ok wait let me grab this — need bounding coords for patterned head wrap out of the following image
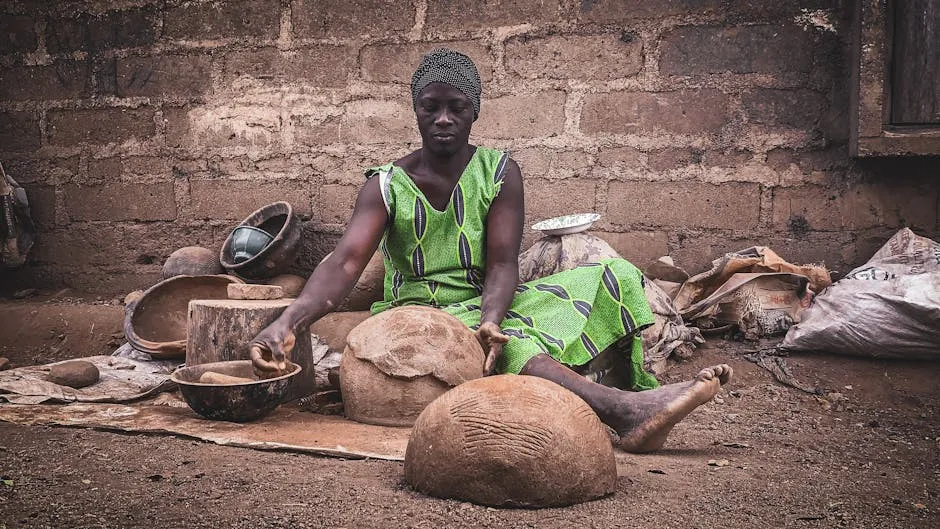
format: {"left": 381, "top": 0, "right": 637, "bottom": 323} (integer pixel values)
{"left": 411, "top": 48, "right": 482, "bottom": 120}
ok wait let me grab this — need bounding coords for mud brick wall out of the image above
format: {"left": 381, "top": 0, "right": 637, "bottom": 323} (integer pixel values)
{"left": 1, "top": 0, "right": 937, "bottom": 296}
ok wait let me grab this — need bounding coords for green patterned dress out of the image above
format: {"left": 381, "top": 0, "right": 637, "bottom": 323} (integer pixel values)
{"left": 366, "top": 147, "right": 658, "bottom": 391}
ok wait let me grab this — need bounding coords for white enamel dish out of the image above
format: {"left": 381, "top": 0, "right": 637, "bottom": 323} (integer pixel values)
{"left": 531, "top": 213, "right": 601, "bottom": 236}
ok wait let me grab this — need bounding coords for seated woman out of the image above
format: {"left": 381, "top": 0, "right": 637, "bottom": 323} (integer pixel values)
{"left": 250, "top": 49, "right": 731, "bottom": 453}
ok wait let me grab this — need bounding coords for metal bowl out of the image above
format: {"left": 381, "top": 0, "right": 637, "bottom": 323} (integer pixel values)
{"left": 170, "top": 360, "right": 302, "bottom": 422}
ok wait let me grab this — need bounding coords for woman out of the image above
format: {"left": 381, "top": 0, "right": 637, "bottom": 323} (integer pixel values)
{"left": 250, "top": 49, "right": 731, "bottom": 452}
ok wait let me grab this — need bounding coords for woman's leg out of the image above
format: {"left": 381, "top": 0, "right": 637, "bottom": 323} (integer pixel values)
{"left": 520, "top": 354, "right": 732, "bottom": 453}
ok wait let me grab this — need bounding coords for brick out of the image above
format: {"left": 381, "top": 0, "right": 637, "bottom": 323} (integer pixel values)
{"left": 724, "top": 0, "right": 840, "bottom": 22}
{"left": 0, "top": 14, "right": 37, "bottom": 53}
{"left": 21, "top": 184, "right": 55, "bottom": 229}
{"left": 86, "top": 157, "right": 123, "bottom": 184}
{"left": 660, "top": 25, "right": 813, "bottom": 76}
{"left": 361, "top": 41, "right": 494, "bottom": 83}
{"left": 607, "top": 181, "right": 760, "bottom": 229}
{"left": 742, "top": 89, "right": 826, "bottom": 129}
{"left": 474, "top": 91, "right": 566, "bottom": 139}
{"left": 164, "top": 0, "right": 280, "bottom": 40}
{"left": 581, "top": 90, "right": 728, "bottom": 135}
{"left": 116, "top": 54, "right": 212, "bottom": 98}
{"left": 647, "top": 148, "right": 700, "bottom": 172}
{"left": 669, "top": 233, "right": 764, "bottom": 275}
{"left": 579, "top": 0, "right": 722, "bottom": 23}
{"left": 0, "top": 111, "right": 41, "bottom": 152}
{"left": 703, "top": 150, "right": 752, "bottom": 167}
{"left": 0, "top": 61, "right": 90, "bottom": 101}
{"left": 32, "top": 226, "right": 122, "bottom": 266}
{"left": 506, "top": 34, "right": 642, "bottom": 81}
{"left": 228, "top": 283, "right": 284, "bottom": 300}
{"left": 340, "top": 99, "right": 417, "bottom": 144}
{"left": 772, "top": 184, "right": 938, "bottom": 231}
{"left": 46, "top": 7, "right": 159, "bottom": 53}
{"left": 595, "top": 146, "right": 645, "bottom": 175}
{"left": 224, "top": 46, "right": 355, "bottom": 88}
{"left": 65, "top": 183, "right": 177, "bottom": 221}
{"left": 595, "top": 231, "right": 669, "bottom": 267}
{"left": 48, "top": 107, "right": 156, "bottom": 146}
{"left": 293, "top": 0, "right": 413, "bottom": 39}
{"left": 511, "top": 148, "right": 551, "bottom": 177}
{"left": 314, "top": 183, "right": 359, "bottom": 224}
{"left": 524, "top": 177, "right": 598, "bottom": 225}
{"left": 169, "top": 105, "right": 281, "bottom": 150}
{"left": 2, "top": 156, "right": 79, "bottom": 185}
{"left": 188, "top": 179, "right": 311, "bottom": 221}
{"left": 426, "top": 0, "right": 564, "bottom": 32}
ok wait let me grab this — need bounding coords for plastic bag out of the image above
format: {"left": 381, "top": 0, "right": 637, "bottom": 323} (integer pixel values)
{"left": 780, "top": 228, "right": 940, "bottom": 359}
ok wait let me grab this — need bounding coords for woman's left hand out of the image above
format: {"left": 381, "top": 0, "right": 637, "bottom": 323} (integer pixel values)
{"left": 475, "top": 321, "right": 510, "bottom": 376}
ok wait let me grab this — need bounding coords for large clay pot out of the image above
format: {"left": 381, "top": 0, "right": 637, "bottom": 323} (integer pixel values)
{"left": 405, "top": 375, "right": 617, "bottom": 507}
{"left": 163, "top": 246, "right": 223, "bottom": 279}
{"left": 339, "top": 306, "right": 483, "bottom": 427}
{"left": 124, "top": 275, "right": 242, "bottom": 358}
{"left": 220, "top": 201, "right": 302, "bottom": 281}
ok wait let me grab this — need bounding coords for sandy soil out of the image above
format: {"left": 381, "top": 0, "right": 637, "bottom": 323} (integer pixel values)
{"left": 0, "top": 298, "right": 938, "bottom": 528}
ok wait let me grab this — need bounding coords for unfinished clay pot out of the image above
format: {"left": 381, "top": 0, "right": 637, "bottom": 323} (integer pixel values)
{"left": 319, "top": 251, "right": 385, "bottom": 311}
{"left": 124, "top": 275, "right": 242, "bottom": 359}
{"left": 310, "top": 310, "right": 372, "bottom": 354}
{"left": 162, "top": 246, "right": 223, "bottom": 279}
{"left": 220, "top": 202, "right": 302, "bottom": 281}
{"left": 47, "top": 360, "right": 100, "bottom": 388}
{"left": 267, "top": 274, "right": 306, "bottom": 297}
{"left": 405, "top": 375, "right": 617, "bottom": 507}
{"left": 340, "top": 306, "right": 483, "bottom": 427}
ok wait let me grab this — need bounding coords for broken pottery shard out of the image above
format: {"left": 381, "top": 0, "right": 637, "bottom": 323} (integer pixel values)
{"left": 340, "top": 306, "right": 484, "bottom": 427}
{"left": 227, "top": 283, "right": 284, "bottom": 300}
{"left": 405, "top": 375, "right": 617, "bottom": 508}
{"left": 48, "top": 360, "right": 100, "bottom": 389}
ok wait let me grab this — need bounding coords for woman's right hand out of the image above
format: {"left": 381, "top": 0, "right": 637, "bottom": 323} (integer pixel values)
{"left": 249, "top": 320, "right": 296, "bottom": 378}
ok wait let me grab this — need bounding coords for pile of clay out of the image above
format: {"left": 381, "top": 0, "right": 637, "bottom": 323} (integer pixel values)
{"left": 405, "top": 375, "right": 617, "bottom": 508}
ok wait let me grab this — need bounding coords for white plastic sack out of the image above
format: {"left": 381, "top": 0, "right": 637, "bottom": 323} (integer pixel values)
{"left": 780, "top": 228, "right": 940, "bottom": 359}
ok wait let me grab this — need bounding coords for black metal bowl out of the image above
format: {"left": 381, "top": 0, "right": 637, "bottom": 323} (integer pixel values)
{"left": 170, "top": 360, "right": 301, "bottom": 422}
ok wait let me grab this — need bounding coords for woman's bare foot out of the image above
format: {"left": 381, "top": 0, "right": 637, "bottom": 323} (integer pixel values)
{"left": 608, "top": 364, "right": 733, "bottom": 453}
{"left": 519, "top": 355, "right": 733, "bottom": 453}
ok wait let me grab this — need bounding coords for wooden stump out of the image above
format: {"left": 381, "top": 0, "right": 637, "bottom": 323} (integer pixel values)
{"left": 186, "top": 299, "right": 315, "bottom": 400}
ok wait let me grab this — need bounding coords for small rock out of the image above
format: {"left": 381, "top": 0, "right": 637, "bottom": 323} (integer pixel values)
{"left": 913, "top": 503, "right": 926, "bottom": 510}
{"left": 0, "top": 357, "right": 10, "bottom": 371}
{"left": 47, "top": 360, "right": 99, "bottom": 388}
{"left": 227, "top": 283, "right": 284, "bottom": 300}
{"left": 12, "top": 288, "right": 38, "bottom": 299}
{"left": 707, "top": 459, "right": 730, "bottom": 467}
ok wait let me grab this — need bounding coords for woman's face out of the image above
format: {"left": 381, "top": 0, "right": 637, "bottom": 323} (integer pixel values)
{"left": 415, "top": 82, "right": 474, "bottom": 157}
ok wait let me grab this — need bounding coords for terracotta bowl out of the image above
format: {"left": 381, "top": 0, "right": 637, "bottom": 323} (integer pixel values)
{"left": 163, "top": 246, "right": 223, "bottom": 279}
{"left": 220, "top": 201, "right": 302, "bottom": 281}
{"left": 124, "top": 275, "right": 242, "bottom": 359}
{"left": 171, "top": 360, "right": 301, "bottom": 423}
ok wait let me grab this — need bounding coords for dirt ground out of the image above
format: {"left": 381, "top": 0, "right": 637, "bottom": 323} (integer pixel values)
{"left": 0, "top": 296, "right": 938, "bottom": 528}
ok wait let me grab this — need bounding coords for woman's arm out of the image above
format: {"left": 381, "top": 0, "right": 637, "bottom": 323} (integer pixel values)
{"left": 477, "top": 158, "right": 524, "bottom": 373}
{"left": 250, "top": 176, "right": 388, "bottom": 374}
